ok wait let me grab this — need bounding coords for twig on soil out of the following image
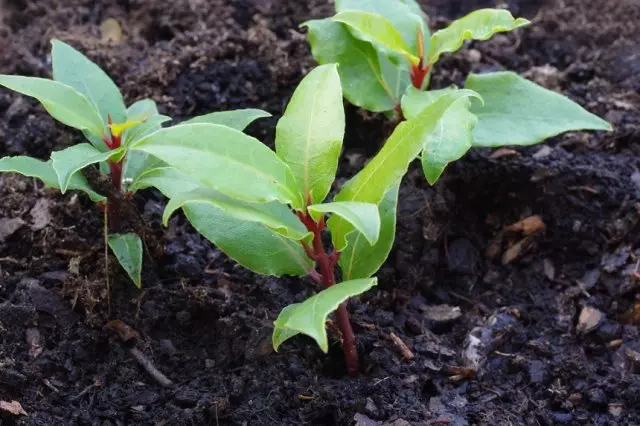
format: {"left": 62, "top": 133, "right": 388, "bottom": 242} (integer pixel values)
{"left": 104, "top": 206, "right": 111, "bottom": 317}
{"left": 70, "top": 376, "right": 102, "bottom": 401}
{"left": 129, "top": 347, "right": 174, "bottom": 388}
{"left": 104, "top": 320, "right": 173, "bottom": 388}
{"left": 388, "top": 332, "right": 414, "bottom": 360}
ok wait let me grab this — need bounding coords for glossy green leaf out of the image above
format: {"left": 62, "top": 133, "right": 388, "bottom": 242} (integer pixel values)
{"left": 122, "top": 99, "right": 171, "bottom": 184}
{"left": 428, "top": 9, "right": 530, "bottom": 64}
{"left": 0, "top": 156, "right": 105, "bottom": 202}
{"left": 466, "top": 71, "right": 612, "bottom": 147}
{"left": 339, "top": 184, "right": 399, "bottom": 280}
{"left": 108, "top": 233, "right": 143, "bottom": 288}
{"left": 185, "top": 203, "right": 313, "bottom": 277}
{"left": 329, "top": 89, "right": 481, "bottom": 238}
{"left": 130, "top": 123, "right": 302, "bottom": 206}
{"left": 304, "top": 19, "right": 396, "bottom": 112}
{"left": 183, "top": 108, "right": 271, "bottom": 130}
{"left": 162, "top": 187, "right": 311, "bottom": 242}
{"left": 335, "top": 0, "right": 430, "bottom": 58}
{"left": 51, "top": 39, "right": 126, "bottom": 126}
{"left": 276, "top": 64, "right": 344, "bottom": 206}
{"left": 122, "top": 99, "right": 171, "bottom": 147}
{"left": 0, "top": 75, "right": 103, "bottom": 136}
{"left": 402, "top": 86, "right": 477, "bottom": 184}
{"left": 129, "top": 166, "right": 313, "bottom": 277}
{"left": 308, "top": 201, "right": 380, "bottom": 251}
{"left": 51, "top": 143, "right": 124, "bottom": 193}
{"left": 333, "top": 10, "right": 419, "bottom": 64}
{"left": 273, "top": 278, "right": 377, "bottom": 352}
{"left": 128, "top": 166, "right": 198, "bottom": 195}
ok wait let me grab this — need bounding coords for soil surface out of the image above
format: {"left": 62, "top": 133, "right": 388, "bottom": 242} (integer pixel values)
{"left": 1, "top": 0, "right": 640, "bottom": 425}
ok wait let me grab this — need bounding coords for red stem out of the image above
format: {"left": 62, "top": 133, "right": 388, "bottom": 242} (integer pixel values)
{"left": 103, "top": 117, "right": 124, "bottom": 232}
{"left": 297, "top": 210, "right": 359, "bottom": 376}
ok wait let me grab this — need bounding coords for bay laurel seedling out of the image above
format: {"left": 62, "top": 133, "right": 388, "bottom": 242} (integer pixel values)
{"left": 128, "top": 64, "right": 480, "bottom": 374}
{"left": 0, "top": 39, "right": 270, "bottom": 288}
{"left": 304, "top": 0, "right": 612, "bottom": 184}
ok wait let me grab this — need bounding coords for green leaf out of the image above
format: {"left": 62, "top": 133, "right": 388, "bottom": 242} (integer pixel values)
{"left": 304, "top": 19, "right": 396, "bottom": 112}
{"left": 273, "top": 278, "right": 377, "bottom": 352}
{"left": 183, "top": 108, "right": 271, "bottom": 130}
{"left": 127, "top": 166, "right": 199, "bottom": 197}
{"left": 51, "top": 39, "right": 126, "bottom": 126}
{"left": 466, "top": 71, "right": 612, "bottom": 147}
{"left": 335, "top": 0, "right": 430, "bottom": 58}
{"left": 0, "top": 156, "right": 105, "bottom": 202}
{"left": 329, "top": 89, "right": 481, "bottom": 239}
{"left": 0, "top": 75, "right": 103, "bottom": 136}
{"left": 184, "top": 203, "right": 313, "bottom": 277}
{"left": 276, "top": 64, "right": 345, "bottom": 206}
{"left": 162, "top": 187, "right": 311, "bottom": 242}
{"left": 121, "top": 99, "right": 171, "bottom": 184}
{"left": 333, "top": 10, "right": 419, "bottom": 64}
{"left": 308, "top": 201, "right": 380, "bottom": 251}
{"left": 122, "top": 99, "right": 171, "bottom": 146}
{"left": 428, "top": 9, "right": 530, "bottom": 64}
{"left": 402, "top": 86, "right": 477, "bottom": 184}
{"left": 51, "top": 143, "right": 124, "bottom": 193}
{"left": 130, "top": 167, "right": 313, "bottom": 277}
{"left": 339, "top": 184, "right": 399, "bottom": 280}
{"left": 130, "top": 123, "right": 302, "bottom": 206}
{"left": 108, "top": 233, "right": 143, "bottom": 288}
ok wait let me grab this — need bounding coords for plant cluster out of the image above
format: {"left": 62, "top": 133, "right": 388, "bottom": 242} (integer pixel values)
{"left": 0, "top": 1, "right": 612, "bottom": 375}
{"left": 305, "top": 0, "right": 611, "bottom": 184}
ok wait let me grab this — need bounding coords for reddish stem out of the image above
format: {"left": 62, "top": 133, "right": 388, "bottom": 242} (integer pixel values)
{"left": 410, "top": 61, "right": 431, "bottom": 90}
{"left": 103, "top": 116, "right": 124, "bottom": 232}
{"left": 297, "top": 210, "right": 359, "bottom": 376}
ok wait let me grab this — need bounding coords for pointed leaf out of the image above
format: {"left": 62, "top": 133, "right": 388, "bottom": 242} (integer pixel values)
{"left": 162, "top": 187, "right": 311, "bottom": 242}
{"left": 185, "top": 203, "right": 313, "bottom": 277}
{"left": 0, "top": 76, "right": 103, "bottom": 136}
{"left": 273, "top": 278, "right": 377, "bottom": 352}
{"left": 276, "top": 64, "right": 345, "bottom": 205}
{"left": 428, "top": 9, "right": 530, "bottom": 64}
{"left": 183, "top": 108, "right": 271, "bottom": 130}
{"left": 51, "top": 143, "right": 124, "bottom": 193}
{"left": 122, "top": 99, "right": 171, "bottom": 185}
{"left": 339, "top": 184, "right": 399, "bottom": 280}
{"left": 402, "top": 86, "right": 477, "bottom": 184}
{"left": 130, "top": 123, "right": 302, "bottom": 206}
{"left": 335, "top": 0, "right": 430, "bottom": 58}
{"left": 122, "top": 99, "right": 171, "bottom": 146}
{"left": 333, "top": 11, "right": 419, "bottom": 64}
{"left": 0, "top": 156, "right": 105, "bottom": 202}
{"left": 304, "top": 19, "right": 396, "bottom": 112}
{"left": 329, "top": 89, "right": 481, "bottom": 239}
{"left": 128, "top": 166, "right": 313, "bottom": 277}
{"left": 308, "top": 201, "right": 380, "bottom": 251}
{"left": 51, "top": 39, "right": 126, "bottom": 125}
{"left": 108, "top": 233, "right": 143, "bottom": 288}
{"left": 466, "top": 72, "right": 612, "bottom": 147}
{"left": 128, "top": 166, "right": 200, "bottom": 195}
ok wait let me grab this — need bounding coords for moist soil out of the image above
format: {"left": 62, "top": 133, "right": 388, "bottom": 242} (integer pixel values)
{"left": 0, "top": 0, "right": 639, "bottom": 424}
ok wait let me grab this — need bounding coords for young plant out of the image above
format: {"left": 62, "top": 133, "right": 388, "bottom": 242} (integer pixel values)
{"left": 127, "top": 64, "right": 479, "bottom": 374}
{"left": 0, "top": 39, "right": 270, "bottom": 288}
{"left": 304, "top": 0, "right": 612, "bottom": 184}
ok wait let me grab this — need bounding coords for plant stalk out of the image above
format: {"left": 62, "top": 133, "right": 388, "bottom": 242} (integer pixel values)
{"left": 299, "top": 211, "right": 359, "bottom": 376}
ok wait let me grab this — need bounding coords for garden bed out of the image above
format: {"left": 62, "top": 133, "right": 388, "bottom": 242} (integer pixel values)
{"left": 0, "top": 0, "right": 639, "bottom": 424}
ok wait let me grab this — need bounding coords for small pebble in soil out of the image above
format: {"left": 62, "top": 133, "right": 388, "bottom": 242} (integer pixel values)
{"left": 175, "top": 310, "right": 192, "bottom": 326}
{"left": 174, "top": 386, "right": 199, "bottom": 408}
{"left": 587, "top": 387, "right": 607, "bottom": 406}
{"left": 552, "top": 412, "right": 573, "bottom": 424}
{"left": 528, "top": 360, "right": 550, "bottom": 385}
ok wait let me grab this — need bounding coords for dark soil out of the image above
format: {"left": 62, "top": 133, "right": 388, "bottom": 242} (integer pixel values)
{"left": 0, "top": 0, "right": 639, "bottom": 424}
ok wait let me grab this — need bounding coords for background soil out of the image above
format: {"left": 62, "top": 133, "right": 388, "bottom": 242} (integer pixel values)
{"left": 0, "top": 0, "right": 639, "bottom": 424}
